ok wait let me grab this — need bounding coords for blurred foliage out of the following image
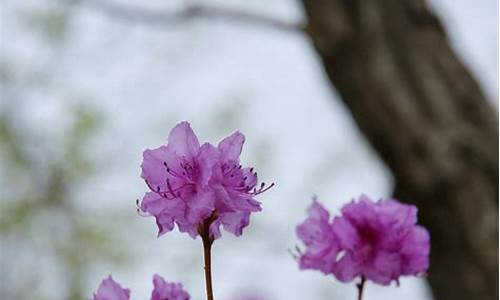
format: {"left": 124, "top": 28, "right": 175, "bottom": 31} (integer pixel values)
{"left": 0, "top": 4, "right": 130, "bottom": 300}
{"left": 21, "top": 5, "right": 71, "bottom": 44}
{"left": 0, "top": 103, "right": 129, "bottom": 300}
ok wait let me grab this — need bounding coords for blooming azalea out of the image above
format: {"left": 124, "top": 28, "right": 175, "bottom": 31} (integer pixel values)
{"left": 139, "top": 121, "right": 272, "bottom": 240}
{"left": 151, "top": 274, "right": 190, "bottom": 300}
{"left": 332, "top": 195, "right": 430, "bottom": 285}
{"left": 296, "top": 195, "right": 430, "bottom": 288}
{"left": 92, "top": 275, "right": 130, "bottom": 300}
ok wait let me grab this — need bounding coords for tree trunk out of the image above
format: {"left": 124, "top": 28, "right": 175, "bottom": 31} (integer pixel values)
{"left": 301, "top": 1, "right": 498, "bottom": 299}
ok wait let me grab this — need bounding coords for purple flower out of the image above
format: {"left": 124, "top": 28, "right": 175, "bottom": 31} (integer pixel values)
{"left": 296, "top": 195, "right": 430, "bottom": 286}
{"left": 139, "top": 121, "right": 272, "bottom": 239}
{"left": 151, "top": 274, "right": 190, "bottom": 300}
{"left": 332, "top": 195, "right": 430, "bottom": 285}
{"left": 296, "top": 199, "right": 340, "bottom": 274}
{"left": 92, "top": 276, "right": 130, "bottom": 300}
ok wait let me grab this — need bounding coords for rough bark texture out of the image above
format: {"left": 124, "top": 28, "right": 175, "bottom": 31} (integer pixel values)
{"left": 301, "top": 1, "right": 498, "bottom": 299}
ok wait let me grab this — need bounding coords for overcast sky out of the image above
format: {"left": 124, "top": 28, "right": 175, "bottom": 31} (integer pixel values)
{"left": 2, "top": 0, "right": 497, "bottom": 299}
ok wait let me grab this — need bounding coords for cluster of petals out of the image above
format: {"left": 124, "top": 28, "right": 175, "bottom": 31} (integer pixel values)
{"left": 296, "top": 195, "right": 430, "bottom": 285}
{"left": 139, "top": 121, "right": 272, "bottom": 239}
{"left": 92, "top": 275, "right": 189, "bottom": 300}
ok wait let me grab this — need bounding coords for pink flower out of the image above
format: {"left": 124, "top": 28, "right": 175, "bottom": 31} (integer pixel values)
{"left": 296, "top": 195, "right": 430, "bottom": 286}
{"left": 139, "top": 122, "right": 272, "bottom": 239}
{"left": 332, "top": 195, "right": 430, "bottom": 285}
{"left": 295, "top": 199, "right": 339, "bottom": 274}
{"left": 151, "top": 274, "right": 190, "bottom": 300}
{"left": 92, "top": 276, "right": 130, "bottom": 300}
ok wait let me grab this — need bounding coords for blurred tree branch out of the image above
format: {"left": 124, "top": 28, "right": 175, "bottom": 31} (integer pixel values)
{"left": 62, "top": 0, "right": 305, "bottom": 32}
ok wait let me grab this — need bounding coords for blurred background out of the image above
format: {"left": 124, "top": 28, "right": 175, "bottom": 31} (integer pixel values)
{"left": 0, "top": 1, "right": 497, "bottom": 300}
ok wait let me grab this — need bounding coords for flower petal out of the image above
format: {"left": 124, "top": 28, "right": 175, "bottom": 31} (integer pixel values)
{"left": 167, "top": 121, "right": 200, "bottom": 158}
{"left": 140, "top": 192, "right": 186, "bottom": 237}
{"left": 93, "top": 275, "right": 130, "bottom": 300}
{"left": 331, "top": 216, "right": 360, "bottom": 250}
{"left": 141, "top": 146, "right": 170, "bottom": 189}
{"left": 220, "top": 211, "right": 251, "bottom": 236}
{"left": 378, "top": 199, "right": 418, "bottom": 228}
{"left": 400, "top": 226, "right": 430, "bottom": 275}
{"left": 368, "top": 250, "right": 402, "bottom": 285}
{"left": 185, "top": 190, "right": 215, "bottom": 225}
{"left": 332, "top": 252, "right": 361, "bottom": 282}
{"left": 217, "top": 131, "right": 245, "bottom": 162}
{"left": 151, "top": 274, "right": 190, "bottom": 300}
{"left": 198, "top": 142, "right": 220, "bottom": 186}
{"left": 308, "top": 199, "right": 330, "bottom": 222}
{"left": 296, "top": 200, "right": 331, "bottom": 247}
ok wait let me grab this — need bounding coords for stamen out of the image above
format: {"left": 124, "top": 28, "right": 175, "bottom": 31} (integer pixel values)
{"left": 135, "top": 198, "right": 150, "bottom": 217}
{"left": 166, "top": 178, "right": 176, "bottom": 198}
{"left": 251, "top": 182, "right": 275, "bottom": 195}
{"left": 144, "top": 179, "right": 157, "bottom": 193}
{"left": 164, "top": 162, "right": 183, "bottom": 178}
{"left": 145, "top": 179, "right": 182, "bottom": 200}
{"left": 288, "top": 245, "right": 303, "bottom": 261}
{"left": 223, "top": 163, "right": 239, "bottom": 176}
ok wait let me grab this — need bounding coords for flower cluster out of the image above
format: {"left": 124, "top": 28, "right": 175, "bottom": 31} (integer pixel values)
{"left": 139, "top": 121, "right": 273, "bottom": 239}
{"left": 91, "top": 121, "right": 431, "bottom": 300}
{"left": 92, "top": 275, "right": 190, "bottom": 300}
{"left": 296, "top": 195, "right": 430, "bottom": 285}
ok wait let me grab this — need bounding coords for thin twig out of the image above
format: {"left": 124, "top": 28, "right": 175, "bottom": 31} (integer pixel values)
{"left": 61, "top": 0, "right": 305, "bottom": 33}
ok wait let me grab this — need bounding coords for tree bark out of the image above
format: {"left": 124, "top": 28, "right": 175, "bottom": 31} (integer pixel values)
{"left": 302, "top": 1, "right": 498, "bottom": 300}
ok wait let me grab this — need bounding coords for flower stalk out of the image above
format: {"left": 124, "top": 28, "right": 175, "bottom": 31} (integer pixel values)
{"left": 356, "top": 277, "right": 366, "bottom": 300}
{"left": 199, "top": 213, "right": 217, "bottom": 300}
